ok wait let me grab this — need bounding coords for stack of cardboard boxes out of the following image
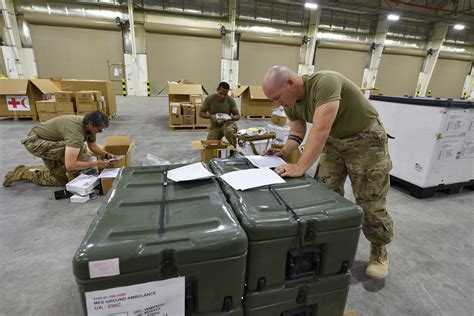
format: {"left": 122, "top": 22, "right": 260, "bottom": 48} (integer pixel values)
{"left": 168, "top": 82, "right": 208, "bottom": 128}
{"left": 35, "top": 90, "right": 105, "bottom": 122}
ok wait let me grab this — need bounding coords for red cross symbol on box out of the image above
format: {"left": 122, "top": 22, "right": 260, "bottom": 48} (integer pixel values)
{"left": 8, "top": 97, "right": 27, "bottom": 109}
{"left": 6, "top": 96, "right": 30, "bottom": 111}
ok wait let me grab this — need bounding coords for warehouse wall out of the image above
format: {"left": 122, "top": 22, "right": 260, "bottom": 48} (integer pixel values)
{"left": 146, "top": 33, "right": 221, "bottom": 94}
{"left": 376, "top": 54, "right": 423, "bottom": 96}
{"left": 239, "top": 41, "right": 299, "bottom": 85}
{"left": 428, "top": 59, "right": 471, "bottom": 98}
{"left": 314, "top": 48, "right": 367, "bottom": 86}
{"left": 30, "top": 25, "right": 123, "bottom": 94}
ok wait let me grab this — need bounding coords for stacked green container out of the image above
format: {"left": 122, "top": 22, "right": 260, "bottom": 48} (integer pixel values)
{"left": 209, "top": 158, "right": 363, "bottom": 316}
{"left": 73, "top": 165, "right": 248, "bottom": 315}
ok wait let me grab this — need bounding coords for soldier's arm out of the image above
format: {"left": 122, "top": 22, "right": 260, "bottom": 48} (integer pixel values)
{"left": 265, "top": 118, "right": 305, "bottom": 156}
{"left": 230, "top": 100, "right": 240, "bottom": 121}
{"left": 64, "top": 146, "right": 109, "bottom": 170}
{"left": 199, "top": 98, "right": 215, "bottom": 120}
{"left": 88, "top": 141, "right": 109, "bottom": 158}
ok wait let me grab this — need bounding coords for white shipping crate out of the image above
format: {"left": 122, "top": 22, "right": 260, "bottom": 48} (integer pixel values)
{"left": 371, "top": 96, "right": 474, "bottom": 188}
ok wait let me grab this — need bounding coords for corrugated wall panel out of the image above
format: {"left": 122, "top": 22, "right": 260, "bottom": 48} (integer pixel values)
{"left": 428, "top": 59, "right": 471, "bottom": 98}
{"left": 239, "top": 41, "right": 299, "bottom": 85}
{"left": 314, "top": 48, "right": 367, "bottom": 86}
{"left": 146, "top": 33, "right": 221, "bottom": 94}
{"left": 376, "top": 54, "right": 423, "bottom": 96}
{"left": 30, "top": 24, "right": 123, "bottom": 94}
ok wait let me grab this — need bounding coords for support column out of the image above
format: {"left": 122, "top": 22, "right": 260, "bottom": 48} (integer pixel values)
{"left": 123, "top": 0, "right": 148, "bottom": 96}
{"left": 415, "top": 22, "right": 448, "bottom": 97}
{"left": 461, "top": 63, "right": 473, "bottom": 99}
{"left": 298, "top": 8, "right": 320, "bottom": 75}
{"left": 361, "top": 16, "right": 389, "bottom": 90}
{"left": 0, "top": 0, "right": 38, "bottom": 78}
{"left": 220, "top": 0, "right": 238, "bottom": 89}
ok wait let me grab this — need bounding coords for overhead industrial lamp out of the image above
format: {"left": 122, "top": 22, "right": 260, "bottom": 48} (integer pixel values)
{"left": 454, "top": 24, "right": 465, "bottom": 30}
{"left": 387, "top": 14, "right": 400, "bottom": 21}
{"left": 304, "top": 2, "right": 318, "bottom": 10}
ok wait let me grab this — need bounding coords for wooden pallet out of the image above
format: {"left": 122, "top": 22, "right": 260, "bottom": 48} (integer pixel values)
{"left": 244, "top": 115, "right": 271, "bottom": 119}
{"left": 169, "top": 124, "right": 208, "bottom": 131}
{"left": 0, "top": 115, "right": 38, "bottom": 121}
{"left": 390, "top": 175, "right": 474, "bottom": 199}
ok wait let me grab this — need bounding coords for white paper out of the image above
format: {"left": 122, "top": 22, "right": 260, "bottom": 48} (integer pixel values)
{"left": 88, "top": 258, "right": 120, "bottom": 279}
{"left": 167, "top": 162, "right": 215, "bottom": 182}
{"left": 85, "top": 278, "right": 185, "bottom": 316}
{"left": 246, "top": 155, "right": 286, "bottom": 169}
{"left": 98, "top": 168, "right": 121, "bottom": 179}
{"left": 219, "top": 168, "right": 286, "bottom": 190}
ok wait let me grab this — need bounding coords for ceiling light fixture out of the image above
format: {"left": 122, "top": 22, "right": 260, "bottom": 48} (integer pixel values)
{"left": 304, "top": 3, "right": 318, "bottom": 10}
{"left": 454, "top": 24, "right": 465, "bottom": 30}
{"left": 387, "top": 14, "right": 400, "bottom": 21}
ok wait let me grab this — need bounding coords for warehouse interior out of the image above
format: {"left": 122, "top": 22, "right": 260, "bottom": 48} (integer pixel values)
{"left": 0, "top": 0, "right": 473, "bottom": 315}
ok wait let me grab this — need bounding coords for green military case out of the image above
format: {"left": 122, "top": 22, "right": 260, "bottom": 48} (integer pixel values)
{"left": 73, "top": 166, "right": 248, "bottom": 315}
{"left": 243, "top": 273, "right": 351, "bottom": 316}
{"left": 209, "top": 158, "right": 363, "bottom": 291}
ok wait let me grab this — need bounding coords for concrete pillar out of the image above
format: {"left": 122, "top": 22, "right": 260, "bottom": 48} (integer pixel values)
{"left": 415, "top": 22, "right": 448, "bottom": 97}
{"left": 220, "top": 0, "right": 238, "bottom": 89}
{"left": 0, "top": 0, "right": 37, "bottom": 78}
{"left": 297, "top": 9, "right": 320, "bottom": 75}
{"left": 361, "top": 16, "right": 389, "bottom": 90}
{"left": 123, "top": 0, "right": 148, "bottom": 96}
{"left": 461, "top": 63, "right": 473, "bottom": 99}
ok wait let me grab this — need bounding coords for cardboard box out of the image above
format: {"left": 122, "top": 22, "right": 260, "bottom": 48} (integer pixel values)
{"left": 233, "top": 85, "right": 275, "bottom": 117}
{"left": 54, "top": 91, "right": 75, "bottom": 102}
{"left": 169, "top": 102, "right": 181, "bottom": 115}
{"left": 55, "top": 101, "right": 75, "bottom": 113}
{"left": 0, "top": 79, "right": 60, "bottom": 117}
{"left": 76, "top": 102, "right": 101, "bottom": 112}
{"left": 76, "top": 112, "right": 89, "bottom": 117}
{"left": 195, "top": 104, "right": 209, "bottom": 126}
{"left": 59, "top": 80, "right": 116, "bottom": 117}
{"left": 101, "top": 136, "right": 135, "bottom": 168}
{"left": 57, "top": 112, "right": 75, "bottom": 116}
{"left": 168, "top": 82, "right": 207, "bottom": 106}
{"left": 271, "top": 114, "right": 287, "bottom": 127}
{"left": 192, "top": 140, "right": 234, "bottom": 162}
{"left": 98, "top": 168, "right": 120, "bottom": 195}
{"left": 75, "top": 90, "right": 101, "bottom": 103}
{"left": 190, "top": 94, "right": 203, "bottom": 105}
{"left": 38, "top": 112, "right": 57, "bottom": 122}
{"left": 66, "top": 174, "right": 99, "bottom": 196}
{"left": 169, "top": 114, "right": 183, "bottom": 125}
{"left": 183, "top": 114, "right": 195, "bottom": 125}
{"left": 181, "top": 103, "right": 195, "bottom": 116}
{"left": 36, "top": 100, "right": 56, "bottom": 113}
{"left": 100, "top": 178, "right": 115, "bottom": 195}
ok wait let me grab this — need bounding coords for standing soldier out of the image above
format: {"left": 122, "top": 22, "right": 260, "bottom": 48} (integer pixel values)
{"left": 199, "top": 82, "right": 240, "bottom": 147}
{"left": 262, "top": 66, "right": 394, "bottom": 279}
{"left": 3, "top": 111, "right": 113, "bottom": 187}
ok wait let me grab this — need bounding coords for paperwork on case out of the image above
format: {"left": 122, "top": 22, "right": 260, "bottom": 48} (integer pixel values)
{"left": 167, "top": 162, "right": 216, "bottom": 182}
{"left": 98, "top": 168, "right": 121, "bottom": 178}
{"left": 167, "top": 162, "right": 286, "bottom": 190}
{"left": 246, "top": 155, "right": 286, "bottom": 169}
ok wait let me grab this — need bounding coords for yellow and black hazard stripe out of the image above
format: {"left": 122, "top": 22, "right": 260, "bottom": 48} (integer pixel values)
{"left": 147, "top": 80, "right": 151, "bottom": 97}
{"left": 122, "top": 78, "right": 127, "bottom": 96}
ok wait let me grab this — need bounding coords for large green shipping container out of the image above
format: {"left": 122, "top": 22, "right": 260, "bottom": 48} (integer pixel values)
{"left": 244, "top": 273, "right": 351, "bottom": 316}
{"left": 209, "top": 158, "right": 363, "bottom": 291}
{"left": 73, "top": 166, "right": 248, "bottom": 315}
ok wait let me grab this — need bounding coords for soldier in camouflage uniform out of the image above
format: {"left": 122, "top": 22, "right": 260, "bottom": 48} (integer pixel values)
{"left": 263, "top": 66, "right": 394, "bottom": 279}
{"left": 3, "top": 111, "right": 113, "bottom": 187}
{"left": 199, "top": 82, "right": 240, "bottom": 147}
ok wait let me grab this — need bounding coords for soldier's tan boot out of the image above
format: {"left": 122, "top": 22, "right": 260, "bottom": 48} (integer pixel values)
{"left": 3, "top": 165, "right": 28, "bottom": 187}
{"left": 366, "top": 244, "right": 388, "bottom": 279}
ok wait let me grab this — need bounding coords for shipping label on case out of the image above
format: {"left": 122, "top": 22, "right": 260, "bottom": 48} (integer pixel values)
{"left": 85, "top": 277, "right": 185, "bottom": 316}
{"left": 6, "top": 96, "right": 30, "bottom": 111}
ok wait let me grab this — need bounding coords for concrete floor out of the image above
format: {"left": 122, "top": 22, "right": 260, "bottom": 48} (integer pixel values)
{"left": 0, "top": 96, "right": 472, "bottom": 316}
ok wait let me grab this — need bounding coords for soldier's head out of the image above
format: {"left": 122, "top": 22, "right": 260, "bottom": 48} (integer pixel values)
{"left": 83, "top": 111, "right": 109, "bottom": 134}
{"left": 263, "top": 65, "right": 304, "bottom": 108}
{"left": 216, "top": 81, "right": 230, "bottom": 101}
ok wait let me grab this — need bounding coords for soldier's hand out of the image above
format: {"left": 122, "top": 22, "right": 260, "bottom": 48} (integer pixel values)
{"left": 274, "top": 164, "right": 304, "bottom": 178}
{"left": 105, "top": 153, "right": 116, "bottom": 160}
{"left": 96, "top": 160, "right": 110, "bottom": 169}
{"left": 264, "top": 147, "right": 284, "bottom": 156}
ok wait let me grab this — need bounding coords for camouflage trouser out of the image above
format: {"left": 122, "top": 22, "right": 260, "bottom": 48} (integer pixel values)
{"left": 207, "top": 122, "right": 238, "bottom": 147}
{"left": 315, "top": 119, "right": 394, "bottom": 246}
{"left": 20, "top": 131, "right": 89, "bottom": 186}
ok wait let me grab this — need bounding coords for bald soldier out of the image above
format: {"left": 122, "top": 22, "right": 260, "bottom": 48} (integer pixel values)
{"left": 262, "top": 66, "right": 394, "bottom": 279}
{"left": 3, "top": 111, "right": 113, "bottom": 187}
